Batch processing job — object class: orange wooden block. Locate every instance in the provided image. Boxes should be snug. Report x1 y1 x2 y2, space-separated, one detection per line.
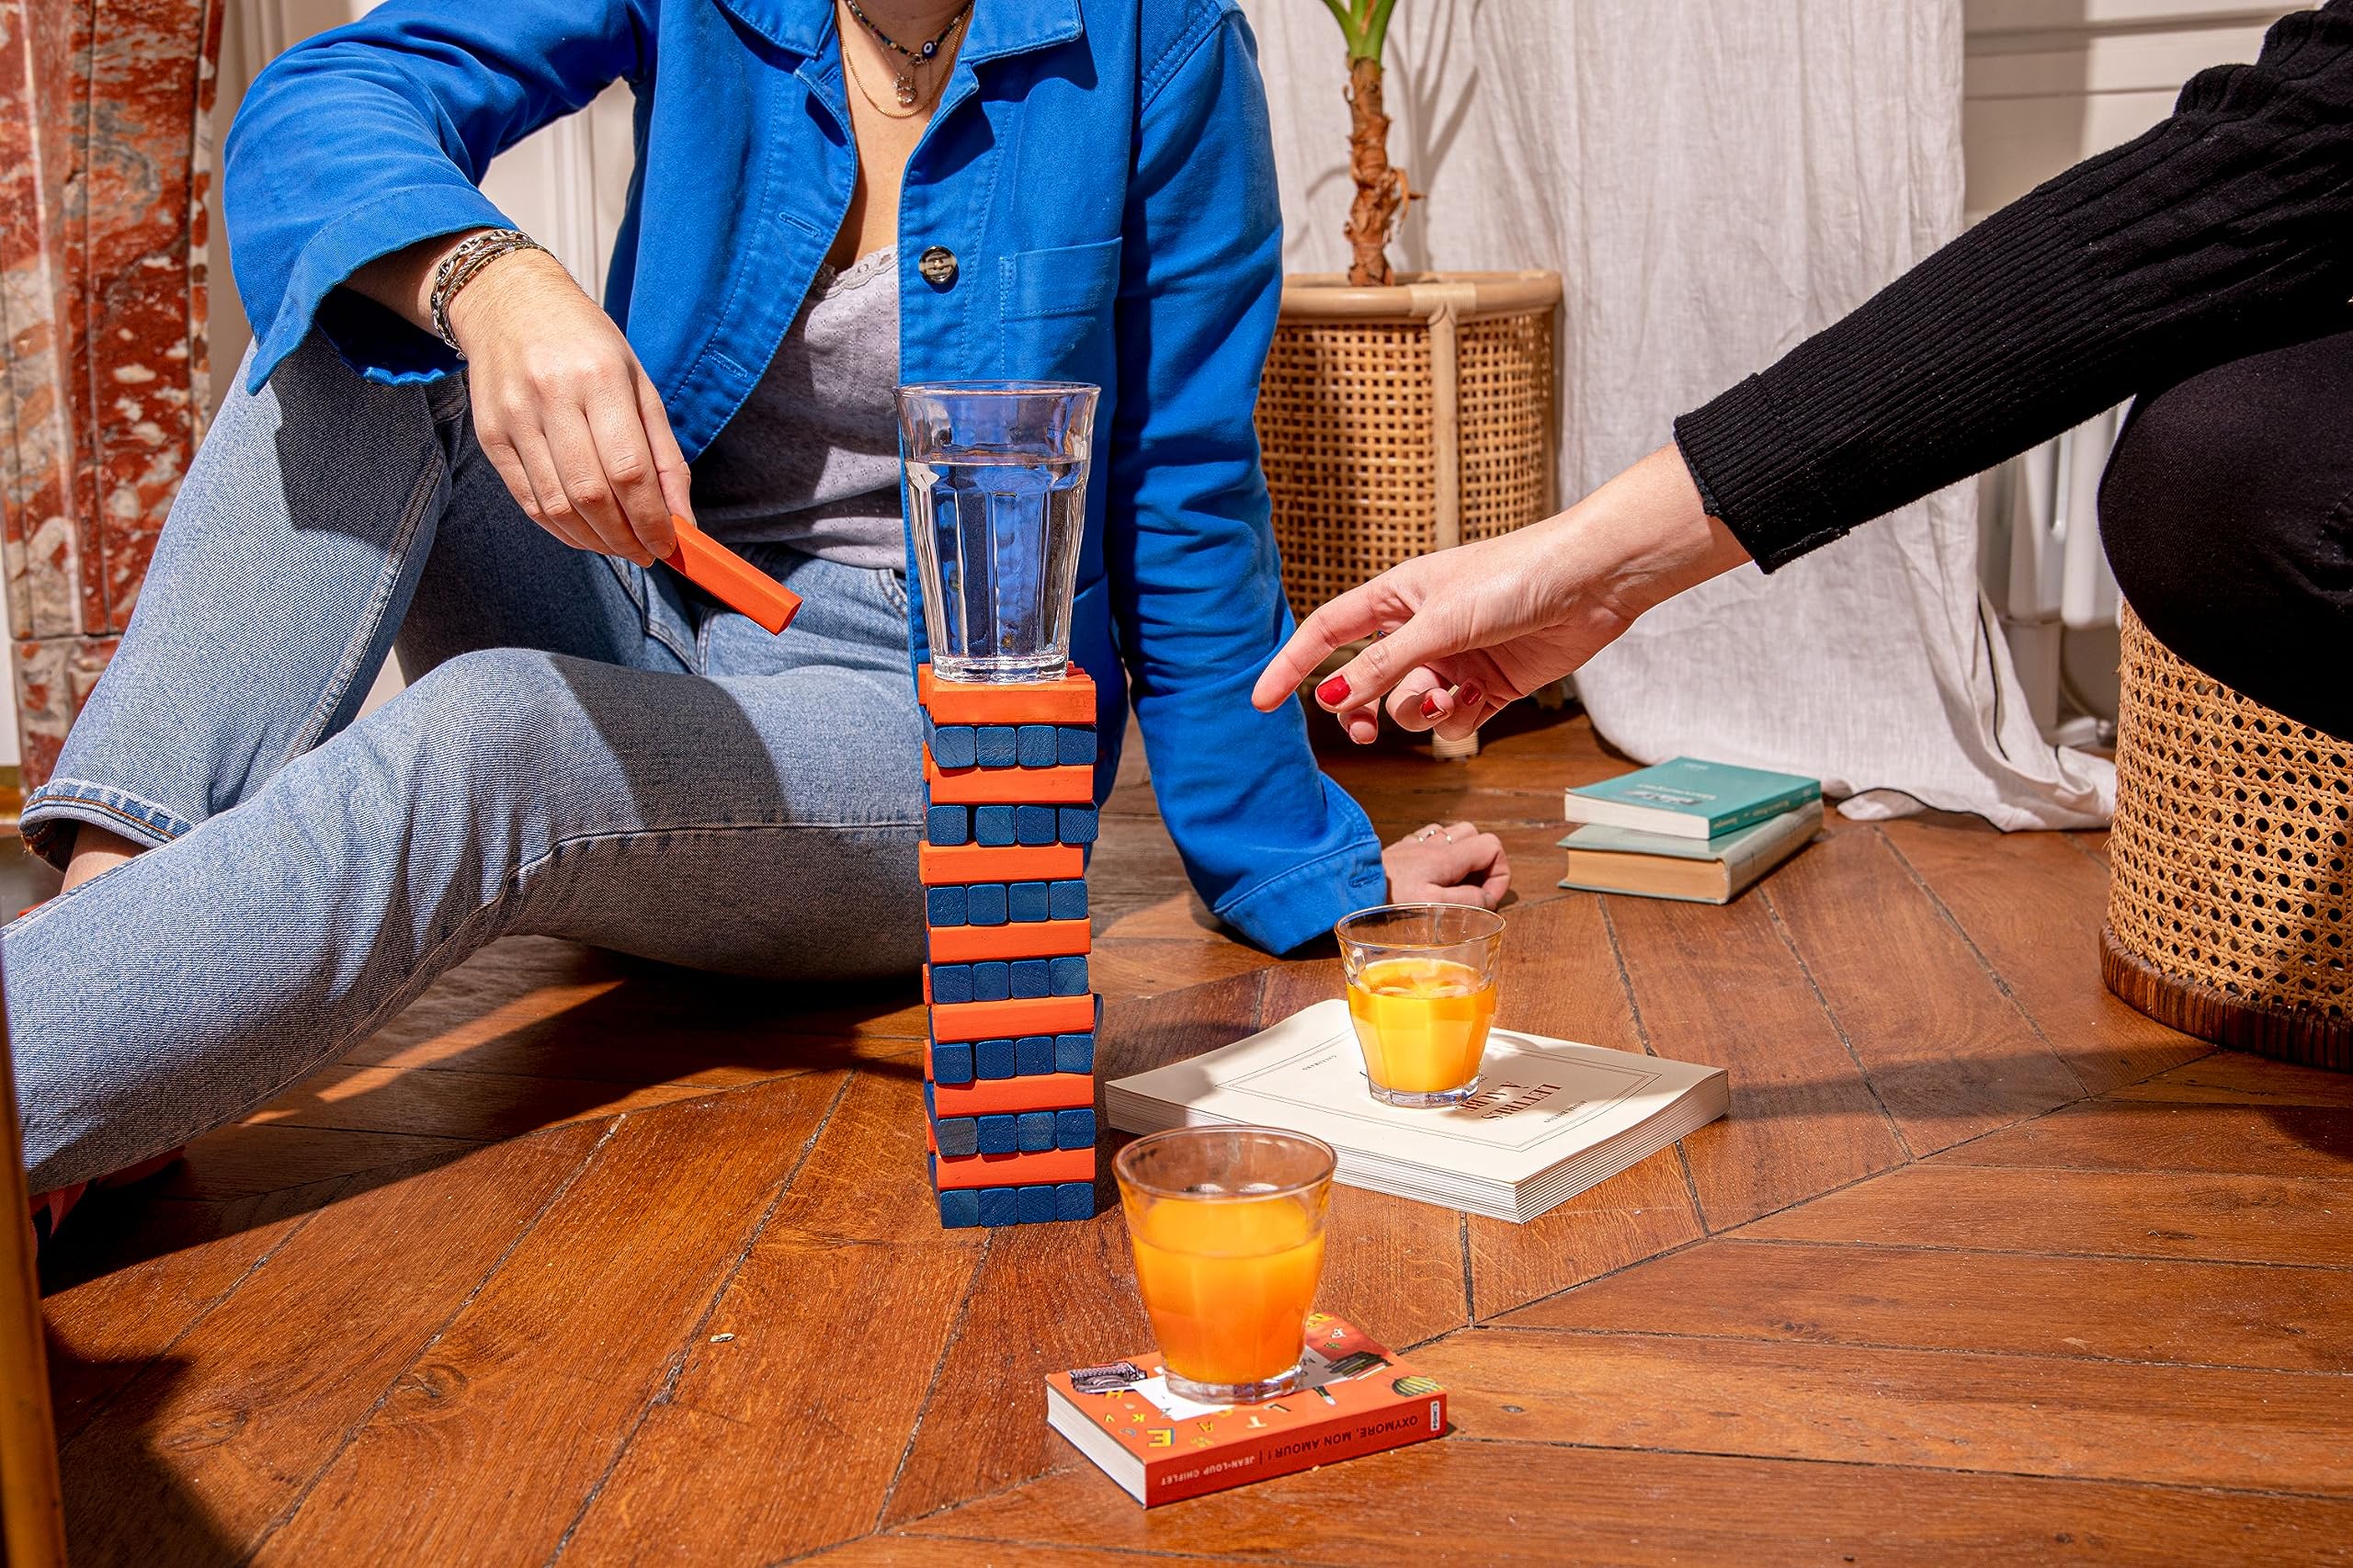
665 517 801 633
923 751 1095 805
926 919 1090 964
929 1144 1097 1190
918 664 1097 724
927 994 1097 1042
926 1069 1095 1117
918 843 1086 885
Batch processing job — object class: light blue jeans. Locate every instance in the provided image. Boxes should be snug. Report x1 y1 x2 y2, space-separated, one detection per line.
11 334 926 1191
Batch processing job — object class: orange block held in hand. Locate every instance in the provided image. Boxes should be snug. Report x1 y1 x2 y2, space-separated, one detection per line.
665 517 801 634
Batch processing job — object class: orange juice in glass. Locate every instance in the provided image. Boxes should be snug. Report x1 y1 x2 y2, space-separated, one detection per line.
1336 903 1506 1108
1114 1126 1336 1404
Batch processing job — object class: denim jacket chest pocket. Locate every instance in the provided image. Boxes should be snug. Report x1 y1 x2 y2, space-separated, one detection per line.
998 236 1124 377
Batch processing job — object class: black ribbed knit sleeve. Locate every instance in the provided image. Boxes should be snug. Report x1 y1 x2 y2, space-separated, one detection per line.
1675 0 2353 571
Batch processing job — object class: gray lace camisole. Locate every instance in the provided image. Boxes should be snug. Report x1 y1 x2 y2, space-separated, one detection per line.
688 244 904 571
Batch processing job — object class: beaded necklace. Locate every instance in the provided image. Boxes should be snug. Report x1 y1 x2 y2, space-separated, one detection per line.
842 0 974 110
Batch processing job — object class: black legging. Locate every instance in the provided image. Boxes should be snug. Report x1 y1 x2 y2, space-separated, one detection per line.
2100 327 2353 741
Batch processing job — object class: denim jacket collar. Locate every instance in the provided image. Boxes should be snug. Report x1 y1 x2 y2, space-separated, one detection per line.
711 0 1083 64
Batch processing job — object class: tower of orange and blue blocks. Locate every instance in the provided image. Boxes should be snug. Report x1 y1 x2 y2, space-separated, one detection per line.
918 664 1100 1227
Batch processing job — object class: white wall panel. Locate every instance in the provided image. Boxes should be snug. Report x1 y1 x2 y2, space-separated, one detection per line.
1961 0 2304 217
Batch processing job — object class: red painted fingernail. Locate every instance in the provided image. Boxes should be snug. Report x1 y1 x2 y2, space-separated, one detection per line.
1459 684 1483 709
1420 692 1444 720
1315 676 1350 707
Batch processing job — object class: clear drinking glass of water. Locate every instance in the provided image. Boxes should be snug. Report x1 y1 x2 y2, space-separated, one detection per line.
897 381 1097 684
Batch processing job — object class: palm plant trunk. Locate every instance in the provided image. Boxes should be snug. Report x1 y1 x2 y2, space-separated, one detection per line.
1327 0 1404 287
1344 57 1404 285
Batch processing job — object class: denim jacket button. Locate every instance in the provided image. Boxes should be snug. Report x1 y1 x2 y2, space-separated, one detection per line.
917 245 959 288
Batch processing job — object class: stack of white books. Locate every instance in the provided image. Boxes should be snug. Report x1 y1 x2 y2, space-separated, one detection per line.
1106 999 1728 1223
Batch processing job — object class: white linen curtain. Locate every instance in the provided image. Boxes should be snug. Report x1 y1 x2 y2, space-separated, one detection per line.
1243 0 2113 828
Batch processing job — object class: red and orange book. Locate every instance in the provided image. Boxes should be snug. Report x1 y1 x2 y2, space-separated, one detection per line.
1044 1314 1446 1506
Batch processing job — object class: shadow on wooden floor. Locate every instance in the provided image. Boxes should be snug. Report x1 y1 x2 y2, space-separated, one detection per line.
38 955 931 1283
44 1345 245 1567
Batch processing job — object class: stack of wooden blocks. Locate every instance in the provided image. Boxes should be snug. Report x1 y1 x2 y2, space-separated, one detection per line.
917 665 1101 1227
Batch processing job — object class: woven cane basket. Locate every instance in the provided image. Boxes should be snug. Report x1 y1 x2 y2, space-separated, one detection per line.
1256 271 1560 623
2102 605 2353 1069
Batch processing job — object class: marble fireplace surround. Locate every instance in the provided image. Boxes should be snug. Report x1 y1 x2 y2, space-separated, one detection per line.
0 0 225 788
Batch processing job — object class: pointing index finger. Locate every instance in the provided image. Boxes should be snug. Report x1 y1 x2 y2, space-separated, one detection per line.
1251 582 1389 711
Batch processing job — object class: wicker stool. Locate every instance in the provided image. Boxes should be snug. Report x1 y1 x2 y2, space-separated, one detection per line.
2102 606 2352 1068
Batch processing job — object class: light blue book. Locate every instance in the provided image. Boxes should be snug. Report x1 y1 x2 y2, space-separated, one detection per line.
1563 756 1821 841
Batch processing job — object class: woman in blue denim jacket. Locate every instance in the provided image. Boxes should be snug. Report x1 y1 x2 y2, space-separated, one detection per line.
8 0 1508 1200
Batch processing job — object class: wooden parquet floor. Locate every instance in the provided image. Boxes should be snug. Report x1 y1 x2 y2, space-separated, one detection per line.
33 708 2353 1565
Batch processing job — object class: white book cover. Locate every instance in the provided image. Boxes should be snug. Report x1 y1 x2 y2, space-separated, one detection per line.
1107 1000 1729 1223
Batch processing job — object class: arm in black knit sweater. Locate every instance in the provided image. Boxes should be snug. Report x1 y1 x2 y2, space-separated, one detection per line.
1675 1 2353 571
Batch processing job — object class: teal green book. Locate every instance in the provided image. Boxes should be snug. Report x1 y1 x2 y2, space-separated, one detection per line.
1563 756 1821 841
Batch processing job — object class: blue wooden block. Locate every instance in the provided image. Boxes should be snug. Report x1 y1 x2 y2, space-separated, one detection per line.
973 1037 1016 1078
930 963 972 1005
976 725 1018 767
929 722 978 769
1053 1031 1094 1074
1016 804 1057 845
1049 879 1088 921
926 885 969 926
1017 724 1058 767
1009 959 1050 999
972 960 1010 1003
1050 955 1089 996
923 1080 936 1118
1015 1034 1055 1076
925 803 969 846
1054 1181 1095 1221
1058 806 1098 845
938 1189 981 1228
1056 1108 1097 1150
974 805 1017 846
1006 881 1050 923
936 1116 981 1157
932 1040 974 1085
1057 726 1097 767
976 1113 1017 1154
977 1187 1019 1226
1016 1111 1056 1153
1015 1185 1058 1223
967 882 1007 926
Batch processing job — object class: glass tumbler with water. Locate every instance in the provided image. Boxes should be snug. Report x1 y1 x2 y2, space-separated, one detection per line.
897 381 1098 684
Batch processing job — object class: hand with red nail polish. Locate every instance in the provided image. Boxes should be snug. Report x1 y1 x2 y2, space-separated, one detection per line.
1248 445 1752 743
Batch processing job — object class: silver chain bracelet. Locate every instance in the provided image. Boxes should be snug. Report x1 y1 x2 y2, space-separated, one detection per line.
429 228 546 357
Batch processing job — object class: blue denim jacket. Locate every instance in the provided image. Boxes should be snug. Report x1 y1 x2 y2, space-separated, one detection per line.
222 0 1385 953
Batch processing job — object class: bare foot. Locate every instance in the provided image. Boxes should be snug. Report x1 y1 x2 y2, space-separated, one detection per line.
63 824 145 892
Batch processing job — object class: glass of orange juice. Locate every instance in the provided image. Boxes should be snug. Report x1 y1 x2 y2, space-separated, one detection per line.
1113 1126 1337 1404
1336 903 1506 1108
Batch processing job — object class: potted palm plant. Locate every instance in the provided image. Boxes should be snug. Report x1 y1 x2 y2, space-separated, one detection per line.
1260 1 1562 732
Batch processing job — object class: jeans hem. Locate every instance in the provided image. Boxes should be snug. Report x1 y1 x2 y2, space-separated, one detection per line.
20 779 193 871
